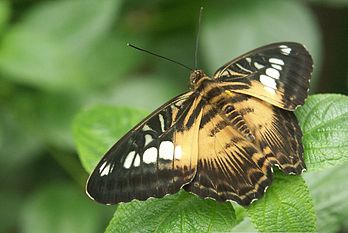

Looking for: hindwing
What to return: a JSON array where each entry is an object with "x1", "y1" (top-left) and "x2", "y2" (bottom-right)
[
  {"x1": 183, "y1": 101, "x2": 272, "y2": 205},
  {"x1": 230, "y1": 92, "x2": 306, "y2": 174},
  {"x1": 86, "y1": 92, "x2": 203, "y2": 204},
  {"x1": 183, "y1": 85, "x2": 306, "y2": 205},
  {"x1": 213, "y1": 42, "x2": 313, "y2": 110}
]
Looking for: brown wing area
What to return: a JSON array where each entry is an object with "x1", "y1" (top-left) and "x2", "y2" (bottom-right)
[
  {"x1": 231, "y1": 92, "x2": 306, "y2": 174},
  {"x1": 183, "y1": 103, "x2": 272, "y2": 206}
]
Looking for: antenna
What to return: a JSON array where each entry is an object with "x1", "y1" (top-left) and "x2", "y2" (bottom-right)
[
  {"x1": 194, "y1": 7, "x2": 204, "y2": 69},
  {"x1": 127, "y1": 43, "x2": 193, "y2": 71}
]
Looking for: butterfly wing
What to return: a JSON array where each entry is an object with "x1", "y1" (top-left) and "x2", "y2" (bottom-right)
[
  {"x1": 213, "y1": 42, "x2": 313, "y2": 110},
  {"x1": 86, "y1": 92, "x2": 204, "y2": 204},
  {"x1": 183, "y1": 101, "x2": 272, "y2": 206},
  {"x1": 231, "y1": 92, "x2": 306, "y2": 174}
]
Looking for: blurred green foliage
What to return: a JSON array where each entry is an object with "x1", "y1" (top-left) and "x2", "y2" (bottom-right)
[{"x1": 0, "y1": 0, "x2": 347, "y2": 233}]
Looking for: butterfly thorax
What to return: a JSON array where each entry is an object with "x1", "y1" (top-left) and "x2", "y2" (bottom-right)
[{"x1": 189, "y1": 69, "x2": 210, "y2": 90}]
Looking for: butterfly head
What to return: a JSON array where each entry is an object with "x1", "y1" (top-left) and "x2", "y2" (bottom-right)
[{"x1": 189, "y1": 69, "x2": 208, "y2": 89}]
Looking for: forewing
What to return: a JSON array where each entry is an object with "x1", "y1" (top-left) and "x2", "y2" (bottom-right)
[
  {"x1": 86, "y1": 92, "x2": 203, "y2": 204},
  {"x1": 213, "y1": 42, "x2": 313, "y2": 110},
  {"x1": 183, "y1": 103, "x2": 272, "y2": 206}
]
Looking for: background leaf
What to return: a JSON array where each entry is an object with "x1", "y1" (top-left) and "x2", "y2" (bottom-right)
[
  {"x1": 106, "y1": 191, "x2": 236, "y2": 233},
  {"x1": 305, "y1": 162, "x2": 348, "y2": 233},
  {"x1": 0, "y1": 1, "x2": 9, "y2": 35},
  {"x1": 73, "y1": 106, "x2": 148, "y2": 173},
  {"x1": 201, "y1": 0, "x2": 322, "y2": 88},
  {"x1": 0, "y1": 0, "x2": 127, "y2": 91},
  {"x1": 296, "y1": 94, "x2": 348, "y2": 171},
  {"x1": 20, "y1": 183, "x2": 113, "y2": 233},
  {"x1": 247, "y1": 172, "x2": 317, "y2": 232}
]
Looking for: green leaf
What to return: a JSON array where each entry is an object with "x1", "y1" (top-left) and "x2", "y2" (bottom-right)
[
  {"x1": 0, "y1": 105, "x2": 43, "y2": 170},
  {"x1": 73, "y1": 106, "x2": 148, "y2": 173},
  {"x1": 305, "y1": 162, "x2": 348, "y2": 233},
  {"x1": 305, "y1": 0, "x2": 348, "y2": 6},
  {"x1": 202, "y1": 0, "x2": 322, "y2": 88},
  {"x1": 0, "y1": 191, "x2": 22, "y2": 233},
  {"x1": 296, "y1": 94, "x2": 348, "y2": 171},
  {"x1": 20, "y1": 182, "x2": 113, "y2": 233},
  {"x1": 106, "y1": 191, "x2": 236, "y2": 233},
  {"x1": 3, "y1": 89, "x2": 84, "y2": 149},
  {"x1": 0, "y1": 1, "x2": 10, "y2": 35},
  {"x1": 231, "y1": 217, "x2": 258, "y2": 232},
  {"x1": 0, "y1": 0, "x2": 124, "y2": 91},
  {"x1": 97, "y1": 74, "x2": 183, "y2": 110},
  {"x1": 247, "y1": 172, "x2": 316, "y2": 232}
]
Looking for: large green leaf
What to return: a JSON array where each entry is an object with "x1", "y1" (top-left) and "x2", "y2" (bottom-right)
[
  {"x1": 20, "y1": 183, "x2": 113, "y2": 233},
  {"x1": 106, "y1": 191, "x2": 236, "y2": 233},
  {"x1": 247, "y1": 172, "x2": 316, "y2": 232},
  {"x1": 296, "y1": 94, "x2": 348, "y2": 171},
  {"x1": 73, "y1": 106, "x2": 148, "y2": 173}
]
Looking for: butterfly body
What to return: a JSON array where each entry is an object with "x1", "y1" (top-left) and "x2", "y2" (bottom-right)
[{"x1": 87, "y1": 42, "x2": 312, "y2": 206}]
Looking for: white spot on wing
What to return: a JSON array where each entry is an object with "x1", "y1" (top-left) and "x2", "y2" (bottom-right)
[
  {"x1": 143, "y1": 147, "x2": 158, "y2": 164},
  {"x1": 281, "y1": 48, "x2": 291, "y2": 55},
  {"x1": 265, "y1": 68, "x2": 280, "y2": 79},
  {"x1": 123, "y1": 151, "x2": 135, "y2": 169},
  {"x1": 254, "y1": 62, "x2": 265, "y2": 70},
  {"x1": 100, "y1": 164, "x2": 111, "y2": 176},
  {"x1": 134, "y1": 154, "x2": 141, "y2": 167},
  {"x1": 144, "y1": 134, "x2": 152, "y2": 146},
  {"x1": 279, "y1": 45, "x2": 291, "y2": 55},
  {"x1": 269, "y1": 58, "x2": 284, "y2": 65},
  {"x1": 174, "y1": 145, "x2": 183, "y2": 160},
  {"x1": 159, "y1": 141, "x2": 174, "y2": 160},
  {"x1": 142, "y1": 124, "x2": 152, "y2": 131},
  {"x1": 159, "y1": 114, "x2": 165, "y2": 132},
  {"x1": 246, "y1": 57, "x2": 251, "y2": 63},
  {"x1": 260, "y1": 74, "x2": 277, "y2": 89},
  {"x1": 99, "y1": 161, "x2": 107, "y2": 173},
  {"x1": 271, "y1": 64, "x2": 282, "y2": 70}
]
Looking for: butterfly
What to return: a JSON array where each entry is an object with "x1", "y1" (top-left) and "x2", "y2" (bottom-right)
[{"x1": 86, "y1": 42, "x2": 312, "y2": 206}]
